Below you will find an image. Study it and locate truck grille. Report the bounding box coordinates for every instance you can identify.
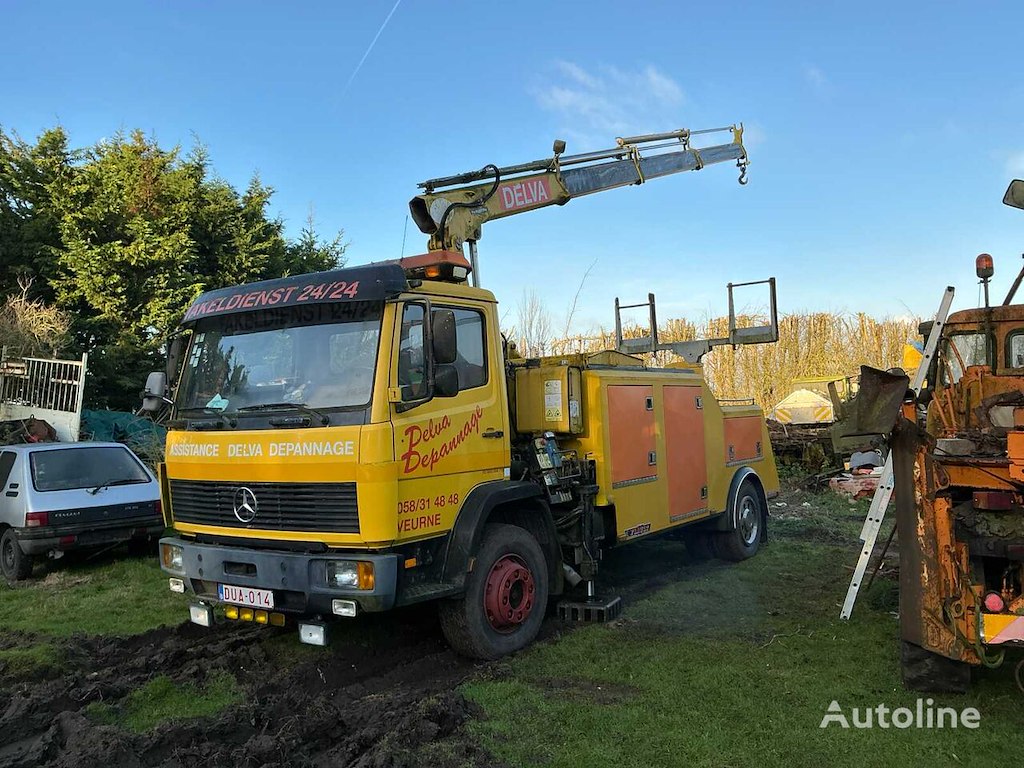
[168,480,359,534]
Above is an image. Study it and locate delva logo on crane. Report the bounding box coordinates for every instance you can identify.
[497,177,553,213]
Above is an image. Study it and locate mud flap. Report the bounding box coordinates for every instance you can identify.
[557,595,623,622]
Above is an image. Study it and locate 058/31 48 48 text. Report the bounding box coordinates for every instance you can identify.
[397,494,459,515]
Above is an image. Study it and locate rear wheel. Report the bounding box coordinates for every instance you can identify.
[901,641,971,693]
[715,479,764,562]
[1,528,33,583]
[439,523,549,660]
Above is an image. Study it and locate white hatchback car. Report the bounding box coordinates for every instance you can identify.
[0,442,163,582]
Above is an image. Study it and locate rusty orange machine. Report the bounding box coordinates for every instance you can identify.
[146,127,781,658]
[870,196,1024,690]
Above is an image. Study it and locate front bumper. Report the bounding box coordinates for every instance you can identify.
[16,518,164,555]
[980,612,1024,645]
[160,536,398,615]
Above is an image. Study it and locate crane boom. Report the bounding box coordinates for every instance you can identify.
[409,125,749,257]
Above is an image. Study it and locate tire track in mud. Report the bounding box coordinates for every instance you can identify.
[0,537,718,768]
[0,612,496,768]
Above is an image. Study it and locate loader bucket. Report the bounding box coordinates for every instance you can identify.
[834,365,910,438]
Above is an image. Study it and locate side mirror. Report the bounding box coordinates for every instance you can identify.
[141,371,168,412]
[432,309,457,365]
[166,333,186,385]
[434,364,459,397]
[1004,179,1024,210]
[394,304,460,412]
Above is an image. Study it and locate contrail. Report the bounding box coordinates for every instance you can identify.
[343,0,403,96]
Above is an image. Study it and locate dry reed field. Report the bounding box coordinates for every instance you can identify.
[538,312,918,412]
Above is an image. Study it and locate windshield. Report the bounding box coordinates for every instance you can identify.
[31,447,151,492]
[177,302,382,414]
[942,332,990,383]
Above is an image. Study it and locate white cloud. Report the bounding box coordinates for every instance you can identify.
[641,65,684,103]
[804,64,829,93]
[1006,151,1024,176]
[556,60,602,90]
[533,62,686,148]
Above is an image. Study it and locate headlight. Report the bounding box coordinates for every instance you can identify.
[326,560,374,590]
[161,542,184,571]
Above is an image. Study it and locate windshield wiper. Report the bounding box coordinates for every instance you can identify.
[89,478,142,495]
[236,402,330,426]
[177,407,237,429]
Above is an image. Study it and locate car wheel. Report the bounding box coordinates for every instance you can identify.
[439,523,549,660]
[1,528,33,583]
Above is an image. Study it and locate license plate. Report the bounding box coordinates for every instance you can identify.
[218,584,274,609]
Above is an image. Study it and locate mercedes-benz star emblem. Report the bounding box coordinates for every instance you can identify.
[233,486,258,523]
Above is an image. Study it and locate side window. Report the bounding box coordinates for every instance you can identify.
[0,451,15,488]
[451,308,488,391]
[1007,332,1024,368]
[398,303,427,397]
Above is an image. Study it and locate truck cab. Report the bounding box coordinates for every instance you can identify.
[925,301,1024,437]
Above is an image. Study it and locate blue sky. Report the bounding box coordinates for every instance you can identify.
[5,1,1024,334]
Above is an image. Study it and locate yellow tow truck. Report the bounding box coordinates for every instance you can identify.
[148,126,781,658]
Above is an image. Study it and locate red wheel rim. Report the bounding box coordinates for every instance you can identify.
[483,554,536,633]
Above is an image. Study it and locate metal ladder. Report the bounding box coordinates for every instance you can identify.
[839,286,955,620]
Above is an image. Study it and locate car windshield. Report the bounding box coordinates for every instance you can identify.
[31,447,151,492]
[942,332,990,383]
[176,302,382,414]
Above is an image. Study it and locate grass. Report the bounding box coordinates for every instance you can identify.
[86,670,242,732]
[0,641,61,678]
[0,552,183,636]
[463,494,1022,768]
[771,488,874,544]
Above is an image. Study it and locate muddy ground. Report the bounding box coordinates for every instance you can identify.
[0,497,812,768]
[0,615,490,768]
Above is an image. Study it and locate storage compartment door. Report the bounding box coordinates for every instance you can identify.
[663,385,707,520]
[724,415,765,464]
[607,385,657,487]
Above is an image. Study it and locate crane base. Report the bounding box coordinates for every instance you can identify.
[557,595,622,623]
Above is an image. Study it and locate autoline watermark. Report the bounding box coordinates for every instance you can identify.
[820,699,981,729]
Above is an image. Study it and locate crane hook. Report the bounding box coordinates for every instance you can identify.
[737,158,749,186]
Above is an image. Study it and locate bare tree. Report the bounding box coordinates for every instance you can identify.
[0,277,71,358]
[515,289,553,357]
[562,258,598,338]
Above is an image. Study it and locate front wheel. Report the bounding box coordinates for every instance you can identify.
[439,523,549,660]
[714,478,764,562]
[1,528,33,583]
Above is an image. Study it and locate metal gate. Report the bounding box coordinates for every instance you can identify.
[0,350,88,442]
